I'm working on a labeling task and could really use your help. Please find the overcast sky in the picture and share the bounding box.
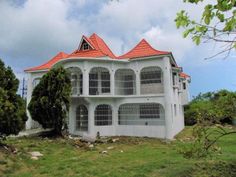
[1,0,236,97]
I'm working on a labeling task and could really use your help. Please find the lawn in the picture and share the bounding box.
[0,126,236,177]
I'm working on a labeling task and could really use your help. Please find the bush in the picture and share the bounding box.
[28,67,71,135]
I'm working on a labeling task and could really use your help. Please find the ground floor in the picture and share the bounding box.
[26,96,184,139]
[67,96,184,139]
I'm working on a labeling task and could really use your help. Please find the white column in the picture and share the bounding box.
[163,57,174,139]
[112,104,118,136]
[83,64,89,96]
[136,70,140,95]
[110,70,115,95]
[88,103,95,136]
[69,104,76,134]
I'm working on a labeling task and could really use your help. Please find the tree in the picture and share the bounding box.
[28,67,71,136]
[0,59,27,143]
[185,90,236,125]
[175,0,236,58]
[181,90,236,158]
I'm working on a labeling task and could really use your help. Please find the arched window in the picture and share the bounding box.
[66,67,83,95]
[140,66,163,94]
[95,104,112,126]
[89,67,110,95]
[115,69,136,95]
[118,103,165,126]
[76,105,88,131]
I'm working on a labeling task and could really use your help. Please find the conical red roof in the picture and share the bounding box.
[118,39,170,59]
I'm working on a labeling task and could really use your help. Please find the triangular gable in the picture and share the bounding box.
[78,35,95,51]
[68,33,117,59]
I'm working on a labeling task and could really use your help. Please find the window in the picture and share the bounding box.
[82,43,89,50]
[95,105,112,126]
[76,105,88,131]
[140,104,160,119]
[140,67,163,94]
[89,67,110,95]
[118,103,165,126]
[183,82,186,90]
[71,74,78,95]
[89,73,98,95]
[115,69,136,95]
[101,72,110,93]
[141,69,162,84]
[67,67,83,95]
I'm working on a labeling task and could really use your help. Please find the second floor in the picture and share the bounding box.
[25,33,190,101]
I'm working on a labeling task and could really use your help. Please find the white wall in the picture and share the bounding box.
[25,55,189,139]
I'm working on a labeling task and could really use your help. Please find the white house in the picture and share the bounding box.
[25,33,191,139]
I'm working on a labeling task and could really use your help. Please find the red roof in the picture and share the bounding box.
[180,72,190,78]
[25,52,68,72]
[118,39,170,59]
[25,33,175,72]
[68,33,117,59]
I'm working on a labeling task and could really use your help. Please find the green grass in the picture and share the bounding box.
[0,126,236,177]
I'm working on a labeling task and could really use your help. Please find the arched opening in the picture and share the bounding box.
[115,69,136,95]
[89,67,110,95]
[76,105,88,131]
[66,67,83,95]
[140,66,163,94]
[118,103,165,126]
[95,104,112,126]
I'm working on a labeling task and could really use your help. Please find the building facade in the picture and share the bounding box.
[25,33,190,139]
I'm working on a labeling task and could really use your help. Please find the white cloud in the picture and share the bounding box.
[0,0,86,65]
[141,26,193,62]
[0,0,210,69]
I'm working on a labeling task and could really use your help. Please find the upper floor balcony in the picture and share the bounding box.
[66,66,165,97]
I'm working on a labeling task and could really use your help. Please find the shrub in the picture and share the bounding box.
[28,67,71,135]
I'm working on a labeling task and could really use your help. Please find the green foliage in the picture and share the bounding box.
[0,59,27,140]
[175,0,236,56]
[178,121,236,159]
[28,67,71,135]
[185,90,236,125]
[181,90,236,159]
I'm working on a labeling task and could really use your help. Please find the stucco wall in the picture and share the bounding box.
[25,56,188,139]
